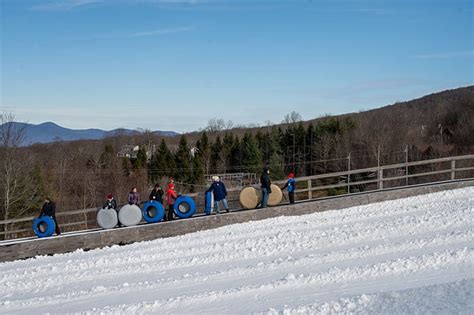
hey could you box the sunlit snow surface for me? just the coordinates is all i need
[1,187,473,314]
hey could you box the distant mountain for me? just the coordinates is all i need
[1,122,178,145]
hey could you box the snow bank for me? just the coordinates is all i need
[0,187,473,314]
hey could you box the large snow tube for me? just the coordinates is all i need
[268,184,283,206]
[239,186,261,209]
[33,216,55,238]
[118,204,142,226]
[174,196,196,219]
[204,191,213,215]
[97,208,119,229]
[142,200,165,223]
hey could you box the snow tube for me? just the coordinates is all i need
[204,191,213,215]
[33,216,55,238]
[268,184,283,206]
[97,208,119,229]
[142,200,165,223]
[118,204,142,226]
[239,186,262,209]
[174,196,196,219]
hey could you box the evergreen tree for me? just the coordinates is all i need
[134,147,147,169]
[197,132,211,174]
[268,128,285,180]
[148,139,173,181]
[174,135,192,184]
[229,136,242,173]
[222,132,234,173]
[241,132,262,174]
[210,135,223,173]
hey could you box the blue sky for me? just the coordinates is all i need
[1,0,472,132]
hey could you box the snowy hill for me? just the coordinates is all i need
[0,187,473,314]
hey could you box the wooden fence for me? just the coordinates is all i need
[1,154,473,240]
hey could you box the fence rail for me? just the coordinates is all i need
[1,154,473,240]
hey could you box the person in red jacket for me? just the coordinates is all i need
[166,182,177,221]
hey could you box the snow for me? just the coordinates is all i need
[0,187,473,314]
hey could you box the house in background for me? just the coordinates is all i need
[117,145,140,159]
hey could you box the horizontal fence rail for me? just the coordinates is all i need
[1,154,473,240]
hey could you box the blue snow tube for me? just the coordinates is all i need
[33,216,55,238]
[142,200,165,223]
[205,191,212,215]
[174,196,196,219]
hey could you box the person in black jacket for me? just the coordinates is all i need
[260,167,272,208]
[103,194,121,227]
[39,197,61,235]
[103,194,117,210]
[149,184,164,203]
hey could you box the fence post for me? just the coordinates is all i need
[405,145,409,186]
[307,179,312,200]
[347,153,351,194]
[451,159,456,180]
[379,169,384,190]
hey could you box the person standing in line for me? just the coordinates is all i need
[128,187,139,206]
[166,182,177,221]
[149,184,164,204]
[260,167,272,208]
[206,176,230,214]
[39,197,61,235]
[282,172,296,204]
[103,194,121,227]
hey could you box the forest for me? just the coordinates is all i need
[1,86,473,223]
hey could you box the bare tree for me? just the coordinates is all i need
[205,118,234,132]
[0,112,39,238]
[282,111,303,124]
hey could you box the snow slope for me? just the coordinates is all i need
[0,187,473,314]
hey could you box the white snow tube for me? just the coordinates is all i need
[96,208,119,229]
[268,184,283,206]
[118,204,142,226]
[239,186,261,209]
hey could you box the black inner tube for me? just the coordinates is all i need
[147,206,157,218]
[38,222,48,233]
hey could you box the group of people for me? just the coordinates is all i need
[37,168,297,236]
[259,167,296,208]
[103,179,179,222]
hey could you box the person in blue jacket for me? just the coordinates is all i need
[206,176,229,214]
[282,172,296,204]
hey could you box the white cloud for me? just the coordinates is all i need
[30,0,104,11]
[129,26,194,37]
[415,51,474,59]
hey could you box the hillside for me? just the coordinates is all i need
[1,121,178,145]
[2,86,473,220]
[1,188,472,313]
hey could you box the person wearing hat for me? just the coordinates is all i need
[282,172,296,204]
[149,184,164,204]
[166,182,177,221]
[38,197,61,236]
[259,167,272,208]
[103,193,121,227]
[206,176,229,214]
[103,194,117,210]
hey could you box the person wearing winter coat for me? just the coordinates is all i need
[103,194,117,210]
[282,172,296,204]
[39,197,61,235]
[206,176,229,214]
[128,187,139,206]
[149,184,164,203]
[166,182,177,221]
[260,167,272,208]
[103,194,121,227]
